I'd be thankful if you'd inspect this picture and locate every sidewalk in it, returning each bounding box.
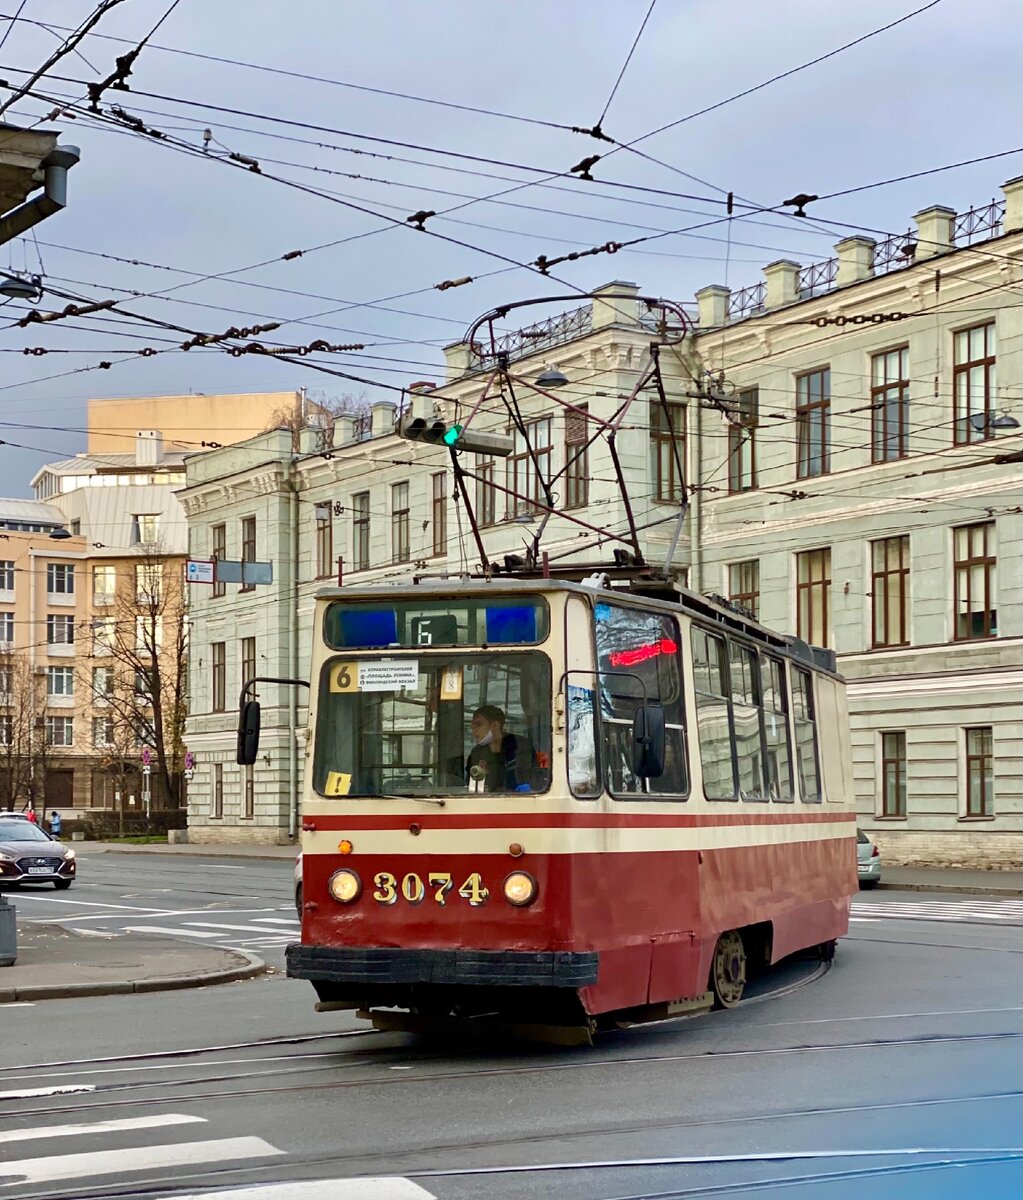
[81,840,1023,895]
[0,922,266,1003]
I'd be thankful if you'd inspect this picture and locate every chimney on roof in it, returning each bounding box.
[135,430,164,466]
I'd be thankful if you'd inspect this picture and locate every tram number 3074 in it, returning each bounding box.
[373,870,489,907]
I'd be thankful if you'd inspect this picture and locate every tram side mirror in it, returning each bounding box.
[632,704,665,779]
[237,700,261,765]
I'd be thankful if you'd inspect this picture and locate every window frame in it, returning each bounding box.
[564,404,590,510]
[795,367,831,479]
[964,726,994,817]
[46,562,75,595]
[211,523,226,598]
[239,515,257,593]
[211,641,226,712]
[880,730,907,818]
[44,715,74,747]
[240,636,256,691]
[652,399,686,504]
[314,506,334,580]
[391,482,410,564]
[508,416,552,516]
[46,665,75,698]
[728,560,760,620]
[212,762,224,819]
[46,613,75,646]
[796,547,831,647]
[476,462,497,528]
[352,491,370,571]
[953,521,997,641]
[870,535,910,649]
[0,560,14,590]
[953,322,996,445]
[870,346,910,462]
[431,472,447,557]
[727,422,757,493]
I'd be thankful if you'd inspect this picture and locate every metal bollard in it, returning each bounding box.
[0,893,15,966]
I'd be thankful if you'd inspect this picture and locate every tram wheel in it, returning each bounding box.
[710,930,746,1009]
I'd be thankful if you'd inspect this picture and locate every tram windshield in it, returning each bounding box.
[312,652,552,798]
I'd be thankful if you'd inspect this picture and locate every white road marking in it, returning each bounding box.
[7,896,162,912]
[0,1084,95,1100]
[0,1136,284,1185]
[184,922,287,934]
[170,1181,435,1199]
[2,1114,205,1145]
[123,926,221,938]
[0,1002,33,1008]
[252,918,300,926]
[41,907,279,923]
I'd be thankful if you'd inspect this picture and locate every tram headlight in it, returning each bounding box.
[328,868,362,904]
[503,871,538,907]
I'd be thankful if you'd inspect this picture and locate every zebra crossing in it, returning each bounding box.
[0,1109,435,1198]
[850,896,1023,926]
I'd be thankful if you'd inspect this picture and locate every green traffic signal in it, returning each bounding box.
[442,424,463,447]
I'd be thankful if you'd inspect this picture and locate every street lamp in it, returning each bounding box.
[535,366,568,389]
[0,273,42,301]
[48,526,73,540]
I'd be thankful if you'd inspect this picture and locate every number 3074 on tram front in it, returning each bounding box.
[239,576,857,1043]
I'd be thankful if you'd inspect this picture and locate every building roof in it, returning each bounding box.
[31,451,190,483]
[0,497,64,524]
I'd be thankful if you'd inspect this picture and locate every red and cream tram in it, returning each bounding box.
[251,577,856,1041]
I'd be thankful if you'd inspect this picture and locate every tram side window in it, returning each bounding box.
[730,642,767,800]
[594,603,687,798]
[792,667,822,802]
[761,656,794,801]
[692,628,736,800]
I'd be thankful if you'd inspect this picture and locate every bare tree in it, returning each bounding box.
[92,549,188,810]
[261,390,368,450]
[0,648,49,812]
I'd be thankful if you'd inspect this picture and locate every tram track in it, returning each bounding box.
[3,1028,1019,1121]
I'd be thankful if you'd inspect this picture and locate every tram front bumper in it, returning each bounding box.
[286,943,599,988]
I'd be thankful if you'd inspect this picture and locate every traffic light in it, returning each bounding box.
[398,412,513,457]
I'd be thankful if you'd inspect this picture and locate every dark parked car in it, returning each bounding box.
[0,816,76,889]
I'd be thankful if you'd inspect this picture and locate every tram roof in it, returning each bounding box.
[315,574,840,678]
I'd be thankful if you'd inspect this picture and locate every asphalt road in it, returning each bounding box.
[2,852,1021,1200]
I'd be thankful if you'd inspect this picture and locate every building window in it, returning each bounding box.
[212,763,224,819]
[92,666,113,700]
[796,548,831,646]
[796,368,830,478]
[0,611,12,644]
[314,504,333,580]
[0,664,11,694]
[47,563,75,595]
[953,323,996,444]
[564,405,589,510]
[0,560,13,590]
[881,731,907,817]
[46,666,74,697]
[212,642,226,712]
[871,535,910,648]
[131,513,160,545]
[239,516,256,592]
[92,716,115,749]
[509,417,552,515]
[44,716,74,747]
[352,491,370,571]
[135,614,163,652]
[391,482,410,564]
[240,637,256,689]
[47,614,75,645]
[243,765,255,819]
[135,563,162,602]
[431,472,447,557]
[0,714,11,745]
[92,617,116,655]
[871,346,909,462]
[476,462,497,527]
[93,565,116,605]
[728,560,760,620]
[954,522,996,640]
[652,400,686,503]
[727,424,757,493]
[965,726,993,817]
[134,667,153,701]
[211,523,226,598]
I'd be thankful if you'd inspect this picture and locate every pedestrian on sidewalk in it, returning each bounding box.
[26,803,37,824]
[49,810,62,837]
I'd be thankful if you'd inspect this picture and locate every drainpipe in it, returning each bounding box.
[692,397,704,592]
[0,145,81,246]
[287,460,299,839]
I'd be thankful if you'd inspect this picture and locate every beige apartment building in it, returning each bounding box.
[182,180,1021,866]
[0,391,315,823]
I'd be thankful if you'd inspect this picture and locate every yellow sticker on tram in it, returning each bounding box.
[324,771,353,796]
[329,663,359,693]
[440,667,463,701]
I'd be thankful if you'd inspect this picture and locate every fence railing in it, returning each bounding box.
[727,282,766,321]
[472,304,593,370]
[798,257,837,299]
[954,199,1005,246]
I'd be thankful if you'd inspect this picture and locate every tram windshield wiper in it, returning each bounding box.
[378,794,447,807]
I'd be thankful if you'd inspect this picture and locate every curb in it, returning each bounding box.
[0,950,267,1003]
[877,881,1023,897]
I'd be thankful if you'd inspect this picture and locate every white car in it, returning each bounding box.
[857,829,881,889]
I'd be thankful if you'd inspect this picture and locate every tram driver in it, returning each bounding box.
[467,704,529,792]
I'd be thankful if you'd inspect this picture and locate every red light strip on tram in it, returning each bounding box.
[608,638,678,668]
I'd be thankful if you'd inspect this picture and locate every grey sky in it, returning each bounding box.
[0,0,1019,490]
